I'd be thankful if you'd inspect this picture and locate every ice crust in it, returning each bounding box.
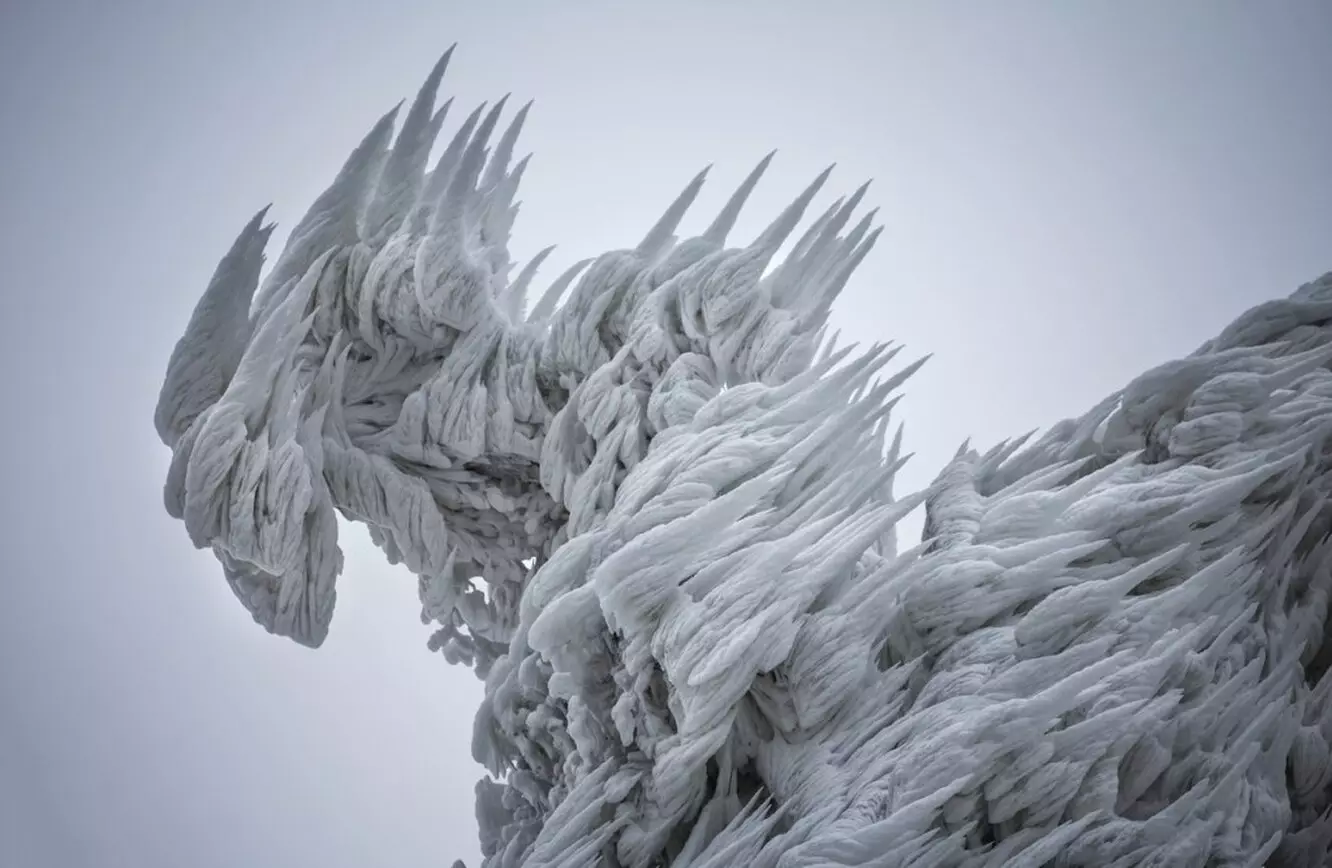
[155,50,1332,867]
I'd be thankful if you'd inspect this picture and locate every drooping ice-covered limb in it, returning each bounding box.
[156,50,1332,867]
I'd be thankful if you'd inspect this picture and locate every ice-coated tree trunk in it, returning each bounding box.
[155,49,1332,867]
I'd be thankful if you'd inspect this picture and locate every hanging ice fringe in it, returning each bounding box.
[155,48,1332,867]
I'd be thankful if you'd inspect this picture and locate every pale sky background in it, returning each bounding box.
[1,2,1329,866]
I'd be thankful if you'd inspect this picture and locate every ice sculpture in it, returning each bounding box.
[155,49,1332,866]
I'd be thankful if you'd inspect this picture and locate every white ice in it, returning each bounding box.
[155,48,1332,867]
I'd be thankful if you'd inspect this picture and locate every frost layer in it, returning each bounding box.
[156,50,1332,867]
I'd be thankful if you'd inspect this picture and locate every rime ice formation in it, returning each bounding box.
[155,49,1332,867]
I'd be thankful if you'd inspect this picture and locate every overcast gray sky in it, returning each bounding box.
[2,2,1329,866]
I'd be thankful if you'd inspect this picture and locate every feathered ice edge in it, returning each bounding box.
[154,46,883,657]
[156,49,1332,867]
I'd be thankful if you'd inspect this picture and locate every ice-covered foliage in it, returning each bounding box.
[155,49,1332,866]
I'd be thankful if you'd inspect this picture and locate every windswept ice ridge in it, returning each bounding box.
[156,50,1332,867]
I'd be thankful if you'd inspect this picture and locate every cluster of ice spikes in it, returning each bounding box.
[156,49,1332,867]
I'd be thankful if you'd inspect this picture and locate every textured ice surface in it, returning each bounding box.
[156,49,1332,867]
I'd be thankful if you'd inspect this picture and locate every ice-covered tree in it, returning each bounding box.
[155,49,1332,867]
